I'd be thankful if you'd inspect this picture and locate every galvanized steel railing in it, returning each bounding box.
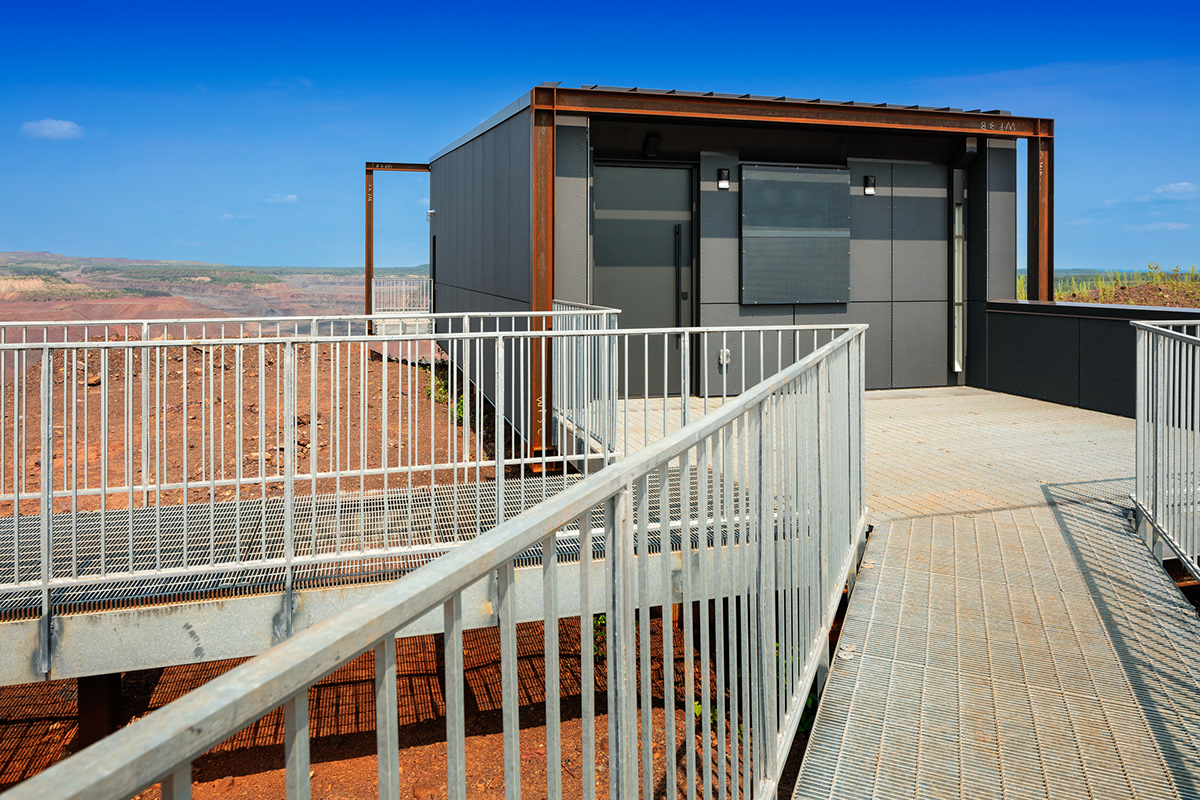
[6,323,867,800]
[1132,319,1200,581]
[372,277,432,313]
[0,309,852,667]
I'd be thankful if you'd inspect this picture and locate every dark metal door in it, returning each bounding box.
[593,165,693,396]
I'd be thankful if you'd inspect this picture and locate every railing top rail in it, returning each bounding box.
[0,307,620,332]
[1130,319,1200,345]
[4,322,866,800]
[0,322,861,353]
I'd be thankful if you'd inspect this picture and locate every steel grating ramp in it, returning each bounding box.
[795,388,1200,800]
[0,466,745,618]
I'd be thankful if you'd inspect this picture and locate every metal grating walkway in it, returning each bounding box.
[796,387,1200,800]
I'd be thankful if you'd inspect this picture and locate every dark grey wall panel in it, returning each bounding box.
[699,152,740,304]
[965,300,988,389]
[848,161,892,302]
[892,164,948,303]
[892,302,949,388]
[429,110,531,312]
[1078,317,1135,416]
[555,122,590,303]
[986,311,1079,407]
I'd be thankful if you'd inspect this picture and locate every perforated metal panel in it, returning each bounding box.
[740,165,850,304]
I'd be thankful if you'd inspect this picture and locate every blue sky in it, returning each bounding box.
[2,1,1198,271]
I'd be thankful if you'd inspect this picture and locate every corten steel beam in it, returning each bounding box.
[364,163,430,316]
[1027,133,1055,301]
[529,88,556,463]
[539,87,1052,139]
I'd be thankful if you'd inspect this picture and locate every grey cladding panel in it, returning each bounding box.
[892,301,948,388]
[428,111,531,308]
[740,165,850,305]
[793,302,892,390]
[699,152,740,304]
[698,303,794,393]
[892,164,948,303]
[848,161,892,303]
[555,124,590,303]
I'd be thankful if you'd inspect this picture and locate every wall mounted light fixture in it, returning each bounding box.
[643,133,662,158]
[864,175,876,196]
[717,168,730,190]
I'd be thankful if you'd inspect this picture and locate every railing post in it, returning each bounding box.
[39,347,52,676]
[375,637,400,800]
[283,341,297,639]
[160,765,193,800]
[284,690,311,799]
[445,595,466,800]
[757,396,778,780]
[141,322,149,507]
[605,485,636,800]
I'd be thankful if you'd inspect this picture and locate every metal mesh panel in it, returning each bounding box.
[741,164,850,304]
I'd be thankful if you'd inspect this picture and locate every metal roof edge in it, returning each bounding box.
[429,91,532,163]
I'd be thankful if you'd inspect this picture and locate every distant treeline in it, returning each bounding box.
[81,265,282,285]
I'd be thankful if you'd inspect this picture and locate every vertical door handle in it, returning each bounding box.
[674,224,682,328]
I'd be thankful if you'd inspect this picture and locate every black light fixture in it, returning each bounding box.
[864,175,876,196]
[717,168,730,190]
[643,132,662,158]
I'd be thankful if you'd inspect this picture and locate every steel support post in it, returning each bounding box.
[74,673,123,750]
[1027,132,1055,300]
[530,89,556,464]
[365,168,374,318]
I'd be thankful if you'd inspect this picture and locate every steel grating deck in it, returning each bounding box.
[796,387,1200,800]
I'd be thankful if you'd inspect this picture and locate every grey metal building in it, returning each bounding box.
[421,84,1055,391]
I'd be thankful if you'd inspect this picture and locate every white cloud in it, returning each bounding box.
[1154,182,1197,196]
[1061,218,1101,226]
[1102,199,1119,207]
[21,118,84,140]
[417,197,430,206]
[219,213,234,220]
[1125,221,1193,231]
[263,193,298,204]
[219,213,255,220]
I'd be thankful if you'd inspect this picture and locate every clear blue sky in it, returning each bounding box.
[3,1,1198,272]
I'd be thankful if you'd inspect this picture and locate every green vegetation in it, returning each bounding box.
[80,265,282,285]
[1017,264,1200,303]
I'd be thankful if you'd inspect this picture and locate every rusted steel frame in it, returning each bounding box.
[541,88,1052,138]
[529,88,556,461]
[1027,130,1055,301]
[364,163,432,317]
[365,168,374,317]
[367,162,430,172]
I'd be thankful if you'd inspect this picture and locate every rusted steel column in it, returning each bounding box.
[74,673,122,750]
[530,89,556,465]
[365,167,375,316]
[1027,131,1054,301]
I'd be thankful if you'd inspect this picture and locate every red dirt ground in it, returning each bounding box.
[0,609,835,800]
